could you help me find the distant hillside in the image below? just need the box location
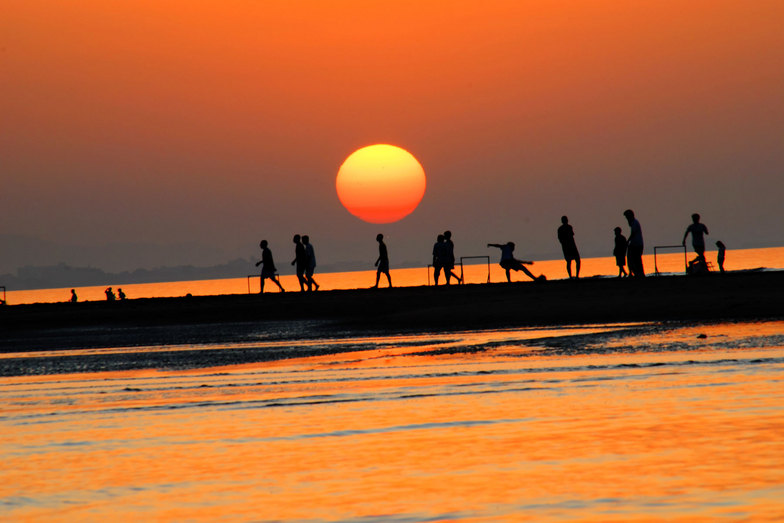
[0,259,256,290]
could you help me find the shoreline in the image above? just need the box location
[2,270,783,351]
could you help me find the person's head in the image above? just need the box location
[376,233,383,242]
[716,240,725,249]
[437,234,444,242]
[561,216,568,224]
[293,234,300,243]
[71,289,76,293]
[692,213,700,223]
[507,241,515,250]
[260,240,268,249]
[623,209,635,224]
[302,235,310,244]
[614,226,622,235]
[444,230,452,239]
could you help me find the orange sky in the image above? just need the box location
[2,1,783,272]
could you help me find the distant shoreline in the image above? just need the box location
[2,270,783,355]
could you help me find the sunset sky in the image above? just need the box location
[2,1,783,274]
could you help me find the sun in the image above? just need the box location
[336,144,426,224]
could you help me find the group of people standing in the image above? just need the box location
[562,210,725,280]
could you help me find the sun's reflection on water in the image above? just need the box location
[2,321,783,521]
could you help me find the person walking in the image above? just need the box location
[443,230,463,284]
[255,240,285,293]
[302,235,319,291]
[291,234,308,291]
[374,233,392,288]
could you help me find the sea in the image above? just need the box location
[5,246,784,305]
[2,247,784,521]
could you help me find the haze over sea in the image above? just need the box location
[6,246,784,305]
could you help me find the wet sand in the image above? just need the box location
[2,271,782,357]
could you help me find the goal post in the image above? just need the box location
[653,245,688,276]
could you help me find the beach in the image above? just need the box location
[2,270,783,359]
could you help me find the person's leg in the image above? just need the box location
[375,269,381,288]
[575,255,581,278]
[260,276,265,294]
[519,265,536,280]
[505,268,511,282]
[273,276,284,291]
[434,266,441,285]
[565,258,572,278]
[385,270,392,287]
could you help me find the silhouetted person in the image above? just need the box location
[613,227,628,277]
[683,213,709,260]
[291,234,308,291]
[302,235,319,291]
[557,216,581,278]
[105,287,116,301]
[432,234,447,285]
[443,230,462,284]
[716,241,726,273]
[487,242,543,282]
[624,209,645,278]
[70,289,78,303]
[374,233,392,288]
[118,288,126,300]
[255,240,285,293]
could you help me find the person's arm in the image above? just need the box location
[487,243,502,249]
[682,226,690,246]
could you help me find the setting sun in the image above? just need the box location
[336,144,426,224]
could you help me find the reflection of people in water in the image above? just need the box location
[374,233,392,288]
[291,234,308,292]
[118,288,126,300]
[613,227,628,278]
[624,209,645,278]
[487,242,543,282]
[302,235,319,291]
[255,240,285,293]
[716,241,726,273]
[683,213,709,260]
[443,230,462,284]
[557,216,581,278]
[432,234,446,285]
[70,289,78,303]
[105,287,116,301]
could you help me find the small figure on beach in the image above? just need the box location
[105,287,116,301]
[374,233,392,288]
[716,241,726,273]
[70,289,78,303]
[557,216,581,279]
[443,230,462,284]
[613,227,628,278]
[623,209,645,278]
[118,288,126,300]
[255,240,285,293]
[432,234,447,285]
[302,235,320,291]
[487,242,544,282]
[291,234,308,292]
[682,213,709,261]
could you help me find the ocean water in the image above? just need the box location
[2,320,783,521]
[5,246,784,305]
